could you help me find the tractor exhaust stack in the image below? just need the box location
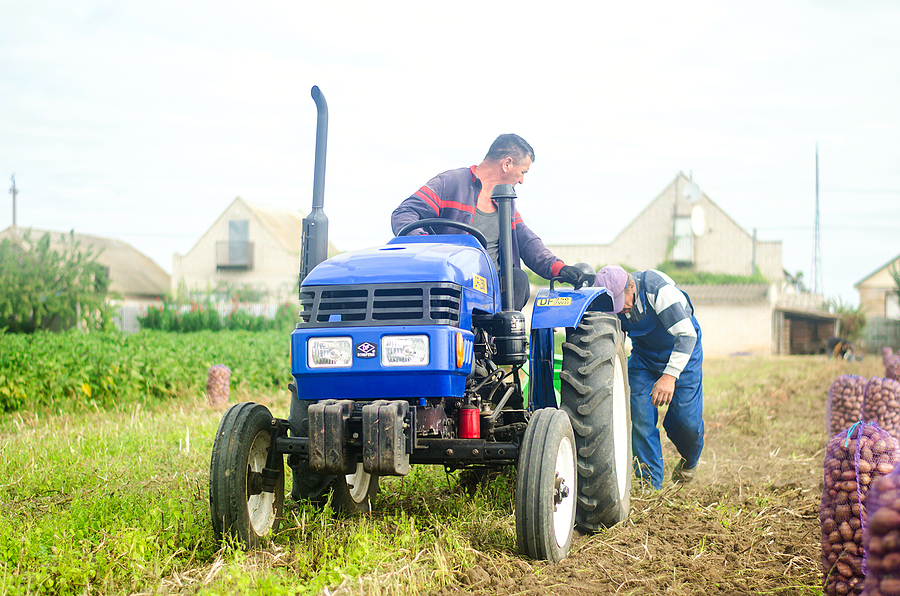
[299,85,330,284]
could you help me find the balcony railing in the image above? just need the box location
[216,241,254,270]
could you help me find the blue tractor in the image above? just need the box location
[209,87,632,562]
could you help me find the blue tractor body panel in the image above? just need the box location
[291,234,495,401]
[530,286,617,329]
[291,325,475,400]
[527,285,618,410]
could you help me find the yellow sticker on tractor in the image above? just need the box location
[537,297,572,307]
[473,275,487,294]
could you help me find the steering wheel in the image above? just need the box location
[395,218,488,249]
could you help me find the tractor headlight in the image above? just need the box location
[308,337,352,368]
[382,335,429,366]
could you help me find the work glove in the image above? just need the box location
[558,265,586,288]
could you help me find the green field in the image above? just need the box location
[0,331,887,594]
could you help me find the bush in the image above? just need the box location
[138,301,298,333]
[827,298,867,342]
[0,230,117,333]
[656,262,769,285]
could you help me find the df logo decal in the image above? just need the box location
[537,297,572,307]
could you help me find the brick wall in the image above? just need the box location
[859,287,889,318]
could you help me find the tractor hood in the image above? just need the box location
[302,234,498,291]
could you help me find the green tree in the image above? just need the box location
[0,230,116,333]
[826,297,867,342]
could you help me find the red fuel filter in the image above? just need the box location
[458,406,480,439]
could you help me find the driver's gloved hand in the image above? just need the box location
[558,265,586,288]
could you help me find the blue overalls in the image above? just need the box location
[619,272,704,489]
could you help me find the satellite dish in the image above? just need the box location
[683,181,702,204]
[691,205,706,236]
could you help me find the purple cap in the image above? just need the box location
[594,265,629,314]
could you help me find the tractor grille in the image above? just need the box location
[298,283,462,327]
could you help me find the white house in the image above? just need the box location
[172,197,337,305]
[543,173,838,356]
[856,254,900,320]
[855,253,900,352]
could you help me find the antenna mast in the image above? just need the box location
[811,144,823,294]
[8,174,17,228]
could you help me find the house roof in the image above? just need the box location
[245,201,307,253]
[0,226,170,298]
[182,197,339,259]
[611,172,758,245]
[855,252,900,288]
[775,306,840,321]
[680,283,770,303]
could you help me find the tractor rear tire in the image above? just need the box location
[515,408,577,563]
[560,312,631,533]
[210,402,284,548]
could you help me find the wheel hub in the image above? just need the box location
[554,473,570,509]
[247,468,264,497]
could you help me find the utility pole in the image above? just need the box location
[811,144,823,295]
[9,174,17,228]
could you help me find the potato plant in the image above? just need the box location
[0,330,290,413]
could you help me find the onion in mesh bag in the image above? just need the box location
[864,378,900,443]
[829,376,868,437]
[864,465,900,596]
[821,422,900,595]
[886,356,900,384]
[206,364,231,407]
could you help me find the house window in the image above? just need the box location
[888,292,900,319]
[671,216,693,264]
[229,220,249,264]
[216,220,254,270]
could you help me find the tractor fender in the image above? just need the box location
[530,286,617,330]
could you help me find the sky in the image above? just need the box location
[2,0,899,306]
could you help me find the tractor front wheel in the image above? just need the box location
[515,407,577,562]
[210,402,284,548]
[326,464,378,513]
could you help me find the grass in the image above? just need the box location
[0,390,523,595]
[0,353,890,595]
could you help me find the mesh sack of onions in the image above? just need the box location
[206,364,231,407]
[863,463,900,596]
[829,376,868,436]
[864,378,900,442]
[886,356,900,384]
[821,422,900,595]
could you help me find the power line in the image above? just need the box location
[824,189,900,194]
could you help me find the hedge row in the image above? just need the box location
[0,330,293,413]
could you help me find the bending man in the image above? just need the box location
[595,265,704,489]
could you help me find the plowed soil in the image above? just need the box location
[424,355,885,596]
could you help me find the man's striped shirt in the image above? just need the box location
[626,269,697,378]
